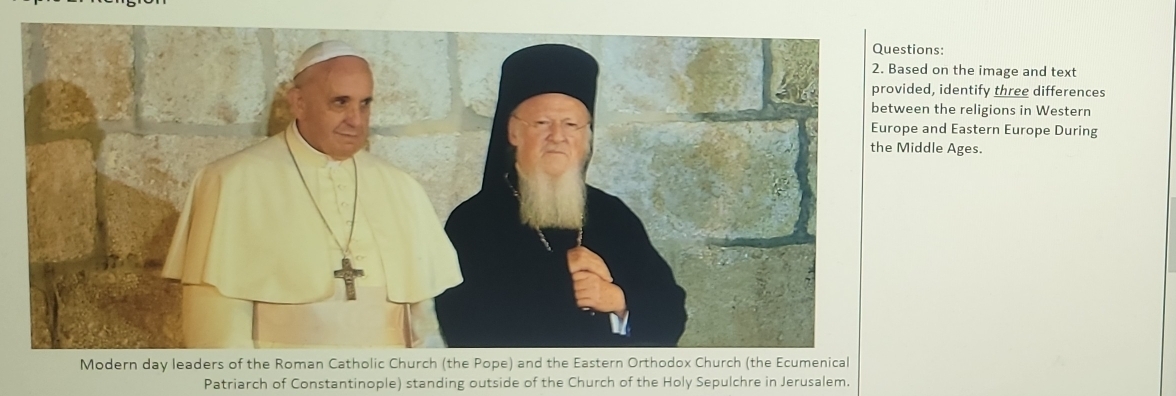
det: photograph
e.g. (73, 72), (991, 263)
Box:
(22, 23), (819, 349)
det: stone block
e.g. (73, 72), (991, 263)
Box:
(368, 131), (489, 221)
(656, 240), (814, 347)
(806, 118), (817, 236)
(98, 133), (263, 267)
(142, 27), (266, 125)
(103, 178), (181, 269)
(455, 33), (597, 117)
(273, 30), (451, 127)
(770, 39), (819, 105)
(27, 79), (99, 134)
(587, 121), (801, 241)
(599, 36), (762, 114)
(43, 24), (134, 122)
(54, 267), (182, 349)
(26, 140), (97, 263)
(31, 287), (52, 349)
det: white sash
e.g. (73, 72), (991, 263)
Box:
(252, 286), (412, 348)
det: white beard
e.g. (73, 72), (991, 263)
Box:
(517, 166), (586, 230)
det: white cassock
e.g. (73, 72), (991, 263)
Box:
(161, 121), (463, 348)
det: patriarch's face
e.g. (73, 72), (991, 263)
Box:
(508, 93), (592, 178)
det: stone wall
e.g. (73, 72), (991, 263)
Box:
(23, 24), (818, 348)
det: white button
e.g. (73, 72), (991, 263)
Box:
(356, 255), (366, 261)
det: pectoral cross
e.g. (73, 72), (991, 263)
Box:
(333, 257), (365, 301)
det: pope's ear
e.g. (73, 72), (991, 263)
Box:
(285, 85), (303, 118)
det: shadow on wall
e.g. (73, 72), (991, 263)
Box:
(25, 80), (182, 349)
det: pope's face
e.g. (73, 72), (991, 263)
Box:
(288, 56), (373, 160)
(508, 93), (592, 178)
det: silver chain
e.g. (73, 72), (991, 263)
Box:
(284, 133), (359, 258)
(503, 172), (582, 252)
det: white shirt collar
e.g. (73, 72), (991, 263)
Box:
(288, 121), (346, 168)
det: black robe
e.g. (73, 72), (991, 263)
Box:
(434, 179), (688, 347)
(435, 43), (685, 347)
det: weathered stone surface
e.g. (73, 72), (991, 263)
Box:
(587, 121), (801, 241)
(27, 79), (99, 134)
(599, 36), (762, 114)
(273, 30), (451, 127)
(806, 118), (817, 236)
(31, 287), (52, 349)
(770, 39), (818, 105)
(456, 34), (597, 117)
(658, 240), (814, 347)
(55, 267), (182, 349)
(26, 140), (97, 262)
(103, 178), (181, 269)
(43, 24), (134, 121)
(98, 133), (263, 267)
(142, 27), (265, 125)
(98, 133), (263, 209)
(368, 131), (488, 221)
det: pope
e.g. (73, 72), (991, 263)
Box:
(161, 40), (462, 348)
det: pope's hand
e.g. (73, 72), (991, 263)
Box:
(567, 247), (626, 315)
